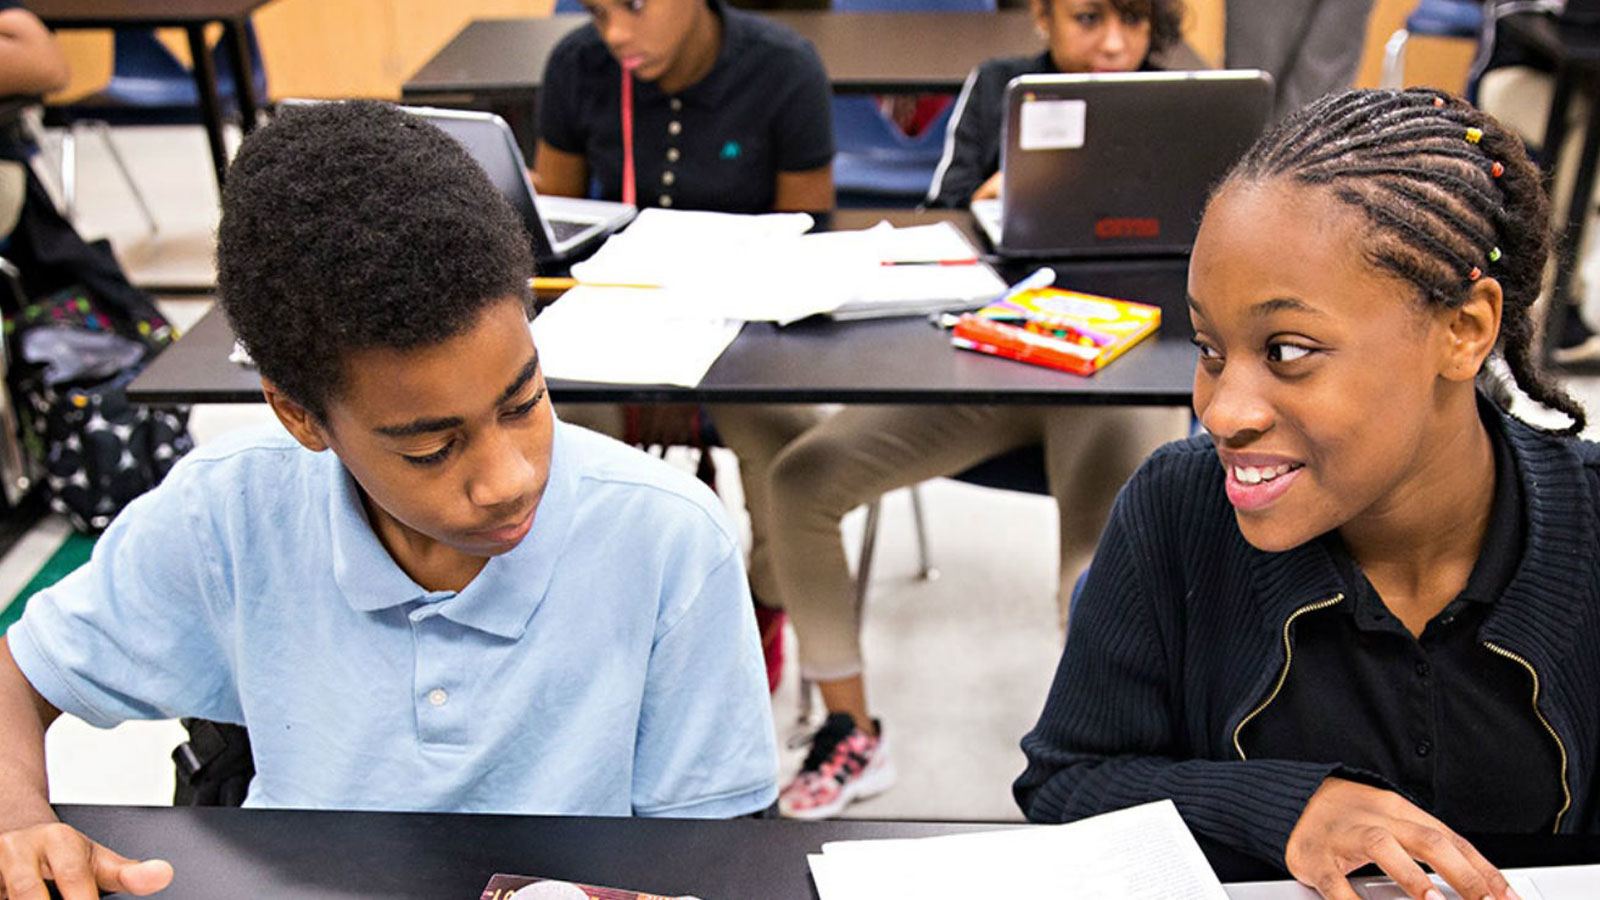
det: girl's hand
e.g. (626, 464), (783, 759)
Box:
(1286, 778), (1518, 900)
(970, 171), (1002, 202)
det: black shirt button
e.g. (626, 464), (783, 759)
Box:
(666, 148), (680, 163)
(668, 120), (682, 136)
(662, 171), (675, 186)
(670, 97), (682, 111)
(660, 194), (673, 208)
(1415, 661), (1431, 678)
(1415, 740), (1433, 758)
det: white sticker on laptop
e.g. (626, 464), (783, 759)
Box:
(1019, 98), (1086, 151)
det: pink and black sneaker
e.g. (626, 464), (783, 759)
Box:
(778, 712), (895, 819)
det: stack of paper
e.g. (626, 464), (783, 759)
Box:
(809, 801), (1230, 900)
(567, 209), (1006, 325)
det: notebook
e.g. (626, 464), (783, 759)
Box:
(975, 69), (1274, 258)
(403, 105), (637, 265)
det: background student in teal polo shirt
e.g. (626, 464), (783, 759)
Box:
(534, 0), (837, 691)
(0, 100), (777, 900)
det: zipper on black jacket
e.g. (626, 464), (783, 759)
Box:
(1482, 641), (1571, 832)
(1233, 594), (1344, 761)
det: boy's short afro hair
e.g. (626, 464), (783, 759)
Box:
(217, 99), (535, 420)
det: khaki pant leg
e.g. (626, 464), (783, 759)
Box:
(1040, 406), (1190, 631)
(704, 403), (828, 608)
(769, 405), (1039, 680)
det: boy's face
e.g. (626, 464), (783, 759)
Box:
(582, 0), (709, 84)
(273, 298), (554, 571)
(1033, 0), (1152, 74)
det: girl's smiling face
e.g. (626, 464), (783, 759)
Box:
(1187, 177), (1498, 552)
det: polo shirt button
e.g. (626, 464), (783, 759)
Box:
(427, 688), (448, 707)
(667, 148), (680, 163)
(1415, 661), (1430, 678)
(670, 97), (682, 111)
(668, 120), (682, 136)
(1415, 740), (1432, 758)
(662, 171), (675, 186)
(660, 194), (673, 207)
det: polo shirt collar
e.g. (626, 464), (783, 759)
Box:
(329, 415), (579, 640)
(444, 416), (578, 639)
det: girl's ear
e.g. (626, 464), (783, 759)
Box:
(1440, 277), (1503, 383)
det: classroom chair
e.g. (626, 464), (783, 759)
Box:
(833, 98), (957, 207)
(829, 0), (995, 207)
(1379, 0), (1484, 92)
(42, 25), (268, 230)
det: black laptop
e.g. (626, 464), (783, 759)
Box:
(403, 106), (636, 265)
(972, 69), (1274, 258)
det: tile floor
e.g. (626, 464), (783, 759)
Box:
(9, 121), (1600, 825)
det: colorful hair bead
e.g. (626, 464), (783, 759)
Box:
(1466, 127), (1484, 144)
(1489, 247), (1502, 263)
(1433, 96), (1446, 108)
(1468, 266), (1482, 281)
(1491, 161), (1504, 178)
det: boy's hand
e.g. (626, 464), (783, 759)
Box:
(1286, 777), (1516, 900)
(0, 822), (172, 899)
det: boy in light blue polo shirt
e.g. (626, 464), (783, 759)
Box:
(0, 100), (777, 900)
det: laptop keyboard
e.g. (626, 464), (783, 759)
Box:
(548, 218), (590, 243)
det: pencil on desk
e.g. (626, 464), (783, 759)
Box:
(528, 276), (662, 291)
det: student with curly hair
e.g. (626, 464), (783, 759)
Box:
(0, 100), (778, 900)
(1018, 88), (1592, 900)
(926, 0), (1184, 209)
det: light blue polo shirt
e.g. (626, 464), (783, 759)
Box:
(9, 417), (777, 817)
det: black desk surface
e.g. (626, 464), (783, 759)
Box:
(402, 11), (1043, 97)
(126, 210), (1197, 407)
(29, 0), (274, 26)
(52, 805), (1600, 899)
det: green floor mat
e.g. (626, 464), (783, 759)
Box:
(0, 532), (97, 636)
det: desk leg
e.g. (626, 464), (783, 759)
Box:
(1542, 66), (1575, 174)
(222, 19), (261, 134)
(1547, 80), (1600, 366)
(186, 24), (229, 192)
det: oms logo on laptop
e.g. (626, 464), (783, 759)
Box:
(1094, 217), (1160, 240)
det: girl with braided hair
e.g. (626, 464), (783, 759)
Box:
(1016, 88), (1597, 900)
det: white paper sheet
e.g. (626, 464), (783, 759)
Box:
(529, 286), (743, 387)
(568, 210), (1005, 324)
(809, 801), (1229, 900)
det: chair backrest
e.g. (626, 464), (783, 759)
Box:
(833, 0), (996, 10)
(106, 30), (194, 107)
(833, 95), (954, 159)
(1403, 0), (1483, 37)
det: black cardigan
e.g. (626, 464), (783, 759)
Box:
(1014, 409), (1600, 867)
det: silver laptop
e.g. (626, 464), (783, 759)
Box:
(402, 105), (636, 265)
(975, 69), (1273, 258)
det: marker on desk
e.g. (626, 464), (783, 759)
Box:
(880, 258), (981, 266)
(998, 266), (1056, 303)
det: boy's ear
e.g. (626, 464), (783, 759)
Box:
(262, 378), (330, 452)
(1440, 276), (1503, 383)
